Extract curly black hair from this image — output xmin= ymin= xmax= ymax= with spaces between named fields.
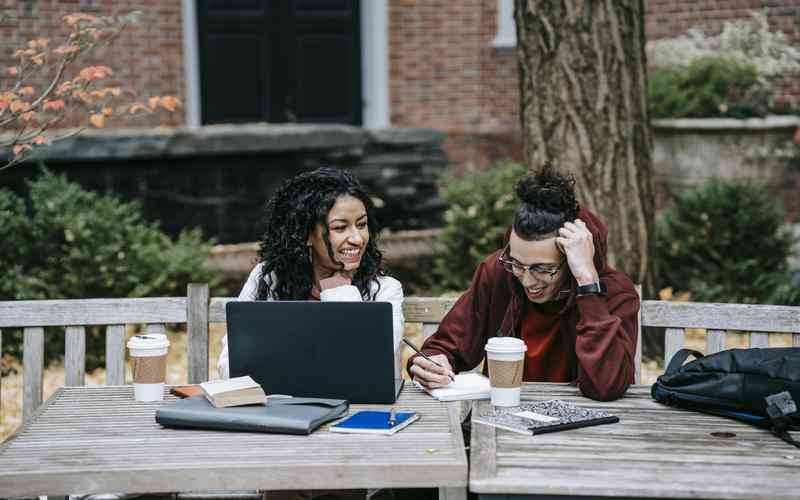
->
xmin=513 ymin=165 xmax=580 ymax=241
xmin=255 ymin=167 xmax=384 ymax=301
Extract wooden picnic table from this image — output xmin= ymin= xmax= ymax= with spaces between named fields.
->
xmin=469 ymin=383 xmax=800 ymax=500
xmin=0 ymin=384 xmax=467 ymax=499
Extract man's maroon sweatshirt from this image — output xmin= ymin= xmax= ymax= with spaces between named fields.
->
xmin=409 ymin=209 xmax=640 ymax=401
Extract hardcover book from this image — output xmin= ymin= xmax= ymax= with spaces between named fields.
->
xmin=473 ymin=399 xmax=619 ymax=435
xmin=200 ymin=375 xmax=266 ymax=408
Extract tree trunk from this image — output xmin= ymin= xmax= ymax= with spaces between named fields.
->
xmin=515 ymin=0 xmax=659 ymax=356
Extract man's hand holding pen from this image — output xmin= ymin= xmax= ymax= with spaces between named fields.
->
xmin=409 ymin=353 xmax=456 ymax=390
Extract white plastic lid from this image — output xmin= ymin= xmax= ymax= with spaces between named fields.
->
xmin=127 ymin=333 xmax=170 ymax=350
xmin=485 ymin=336 xmax=526 ymax=354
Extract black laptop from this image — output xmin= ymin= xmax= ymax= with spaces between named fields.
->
xmin=226 ymin=301 xmax=403 ymax=404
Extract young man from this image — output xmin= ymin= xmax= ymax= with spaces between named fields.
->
xmin=408 ymin=167 xmax=639 ymax=401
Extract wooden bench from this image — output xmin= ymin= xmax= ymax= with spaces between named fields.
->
xmin=2 ymin=285 xmax=799 ymax=423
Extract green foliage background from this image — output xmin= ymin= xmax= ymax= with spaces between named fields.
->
xmin=434 ymin=164 xmax=527 ymax=291
xmin=0 ymin=170 xmax=222 ymax=369
xmin=657 ymin=179 xmax=799 ymax=305
xmin=648 ymin=56 xmax=768 ymax=119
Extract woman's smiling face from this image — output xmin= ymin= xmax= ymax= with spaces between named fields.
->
xmin=307 ymin=195 xmax=369 ymax=280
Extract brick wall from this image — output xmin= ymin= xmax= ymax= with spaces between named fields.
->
xmin=389 ymin=0 xmax=800 ymax=169
xmin=388 ymin=0 xmax=523 ymax=172
xmin=0 ymin=0 xmax=185 ymax=128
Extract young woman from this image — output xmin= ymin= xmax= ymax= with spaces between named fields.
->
xmin=217 ymin=167 xmax=404 ymax=379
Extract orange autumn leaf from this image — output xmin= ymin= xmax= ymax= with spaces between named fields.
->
xmin=148 ymin=96 xmax=160 ymax=111
xmin=33 ymin=135 xmax=47 ymax=145
xmin=31 ymin=54 xmax=44 ymax=65
xmin=56 ymin=81 xmax=73 ymax=95
xmin=43 ymin=99 xmax=65 ymax=111
xmin=53 ymin=44 xmax=79 ymax=56
xmin=18 ymin=86 xmax=35 ymax=96
xmin=20 ymin=111 xmax=35 ymax=122
xmin=10 ymin=100 xmax=29 ymax=113
xmin=101 ymin=106 xmax=113 ymax=116
xmin=89 ymin=113 xmax=106 ymax=128
xmin=128 ymin=103 xmax=149 ymax=114
xmin=159 ymin=96 xmax=181 ymax=112
xmin=108 ymin=87 xmax=122 ymax=97
xmin=12 ymin=144 xmax=32 ymax=156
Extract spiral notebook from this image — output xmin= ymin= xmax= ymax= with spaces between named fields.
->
xmin=473 ymin=399 xmax=618 ymax=435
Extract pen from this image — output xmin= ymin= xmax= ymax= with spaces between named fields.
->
xmin=402 ymin=338 xmax=456 ymax=383
xmin=388 ymin=408 xmax=397 ymax=427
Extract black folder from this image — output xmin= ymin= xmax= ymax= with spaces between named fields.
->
xmin=155 ymin=396 xmax=349 ymax=435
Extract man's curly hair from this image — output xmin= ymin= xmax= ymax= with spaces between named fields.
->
xmin=513 ymin=165 xmax=580 ymax=241
xmin=255 ymin=167 xmax=384 ymax=301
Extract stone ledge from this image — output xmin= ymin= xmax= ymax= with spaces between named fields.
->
xmin=652 ymin=115 xmax=800 ymax=131
xmin=7 ymin=124 xmax=448 ymax=161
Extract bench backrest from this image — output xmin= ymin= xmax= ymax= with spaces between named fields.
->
xmin=0 ymin=284 xmax=210 ymax=421
xmin=403 ymin=297 xmax=800 ymax=384
xmin=2 ymin=285 xmax=799 ymax=422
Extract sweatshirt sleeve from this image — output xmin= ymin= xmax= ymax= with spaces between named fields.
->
xmin=217 ymin=264 xmax=263 ymax=380
xmin=408 ymin=259 xmax=496 ymax=374
xmin=574 ymin=288 xmax=639 ymax=401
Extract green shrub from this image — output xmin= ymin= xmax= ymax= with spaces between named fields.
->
xmin=656 ymin=179 xmax=799 ymax=305
xmin=648 ymin=56 xmax=766 ymax=119
xmin=434 ymin=164 xmax=528 ymax=292
xmin=0 ymin=170 xmax=222 ymax=369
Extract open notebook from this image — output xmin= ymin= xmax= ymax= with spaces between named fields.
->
xmin=414 ymin=373 xmax=490 ymax=401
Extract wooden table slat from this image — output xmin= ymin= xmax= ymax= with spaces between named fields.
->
xmin=0 ymin=384 xmax=467 ymax=497
xmin=469 ymin=384 xmax=800 ymax=500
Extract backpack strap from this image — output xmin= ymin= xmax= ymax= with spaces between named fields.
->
xmin=766 ymin=392 xmax=800 ymax=449
xmin=665 ymin=348 xmax=705 ymax=375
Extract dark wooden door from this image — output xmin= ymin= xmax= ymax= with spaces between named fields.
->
xmin=198 ymin=0 xmax=361 ymax=125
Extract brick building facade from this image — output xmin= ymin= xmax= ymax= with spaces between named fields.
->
xmin=1 ymin=0 xmax=798 ymax=169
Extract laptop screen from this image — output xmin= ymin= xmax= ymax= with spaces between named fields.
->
xmin=226 ymin=301 xmax=400 ymax=404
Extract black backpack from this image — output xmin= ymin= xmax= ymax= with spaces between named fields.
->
xmin=651 ymin=347 xmax=800 ymax=448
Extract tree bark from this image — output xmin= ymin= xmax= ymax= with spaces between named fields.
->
xmin=515 ymin=0 xmax=659 ymax=359
xmin=514 ymin=0 xmax=655 ymax=296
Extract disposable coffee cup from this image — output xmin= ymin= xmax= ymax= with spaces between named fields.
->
xmin=485 ymin=337 xmax=527 ymax=407
xmin=126 ymin=333 xmax=170 ymax=402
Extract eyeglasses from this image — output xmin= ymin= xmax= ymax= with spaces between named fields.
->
xmin=497 ymin=244 xmax=564 ymax=281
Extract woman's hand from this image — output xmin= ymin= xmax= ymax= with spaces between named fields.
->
xmin=556 ymin=219 xmax=599 ymax=285
xmin=409 ymin=354 xmax=455 ymax=389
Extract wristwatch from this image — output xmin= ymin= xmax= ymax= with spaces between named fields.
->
xmin=577 ymin=281 xmax=605 ymax=296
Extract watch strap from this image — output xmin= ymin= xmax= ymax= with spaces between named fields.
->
xmin=577 ymin=282 xmax=605 ymax=296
